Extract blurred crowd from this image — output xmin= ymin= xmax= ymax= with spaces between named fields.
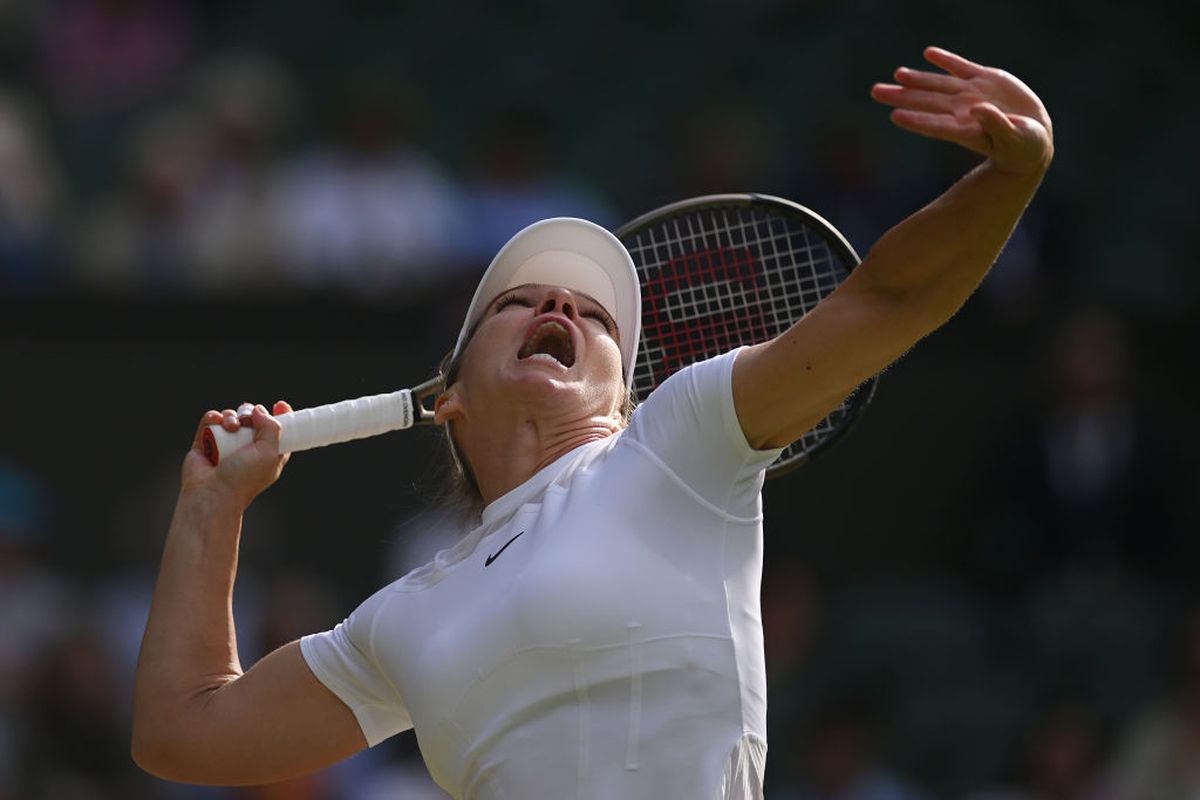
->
xmin=3 ymin=304 xmax=1199 ymax=799
xmin=0 ymin=0 xmax=617 ymax=298
xmin=3 ymin=0 xmax=1198 ymax=798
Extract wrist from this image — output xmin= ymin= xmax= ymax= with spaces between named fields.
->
xmin=989 ymin=143 xmax=1053 ymax=180
xmin=176 ymin=481 xmax=247 ymax=525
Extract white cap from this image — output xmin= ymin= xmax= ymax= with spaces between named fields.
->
xmin=452 ymin=218 xmax=641 ymax=386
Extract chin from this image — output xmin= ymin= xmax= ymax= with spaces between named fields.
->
xmin=506 ymin=363 xmax=579 ymax=396
xmin=510 ymin=362 xmax=621 ymax=411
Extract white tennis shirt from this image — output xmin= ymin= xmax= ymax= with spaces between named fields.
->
xmin=301 ymin=348 xmax=782 ymax=799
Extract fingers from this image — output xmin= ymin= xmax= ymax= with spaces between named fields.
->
xmin=205 ymin=400 xmax=287 ymax=442
xmin=880 ymin=48 xmax=1052 ymax=174
xmin=192 ymin=410 xmax=224 ymax=451
xmin=222 ymin=401 xmax=286 ymax=455
xmin=871 ymin=83 xmax=956 ymax=114
xmin=258 ymin=403 xmax=292 ymax=470
xmin=894 ymin=66 xmax=965 ymax=94
xmin=218 ymin=407 xmax=242 ymax=432
xmin=244 ymin=404 xmax=280 ymax=444
xmin=923 ymin=46 xmax=986 ymax=79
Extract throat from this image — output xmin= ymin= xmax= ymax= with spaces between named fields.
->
xmin=464 ymin=417 xmax=623 ymax=506
xmin=530 ymin=427 xmax=619 ymax=472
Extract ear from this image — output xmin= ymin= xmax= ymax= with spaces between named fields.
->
xmin=434 ymin=386 xmax=464 ymax=426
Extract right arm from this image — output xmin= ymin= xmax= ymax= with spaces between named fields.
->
xmin=732 ymin=47 xmax=1052 ymax=450
xmin=132 ymin=403 xmax=366 ymax=784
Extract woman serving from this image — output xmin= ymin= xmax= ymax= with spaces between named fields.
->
xmin=133 ymin=47 xmax=1053 ymax=799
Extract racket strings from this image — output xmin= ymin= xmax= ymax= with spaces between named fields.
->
xmin=624 ymin=203 xmax=864 ymax=470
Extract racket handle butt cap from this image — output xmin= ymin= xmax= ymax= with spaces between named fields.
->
xmin=202 ymin=424 xmax=254 ymax=465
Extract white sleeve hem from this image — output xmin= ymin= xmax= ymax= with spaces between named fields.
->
xmin=299 ymin=633 xmax=410 ymax=747
xmin=722 ymin=348 xmax=785 ymax=461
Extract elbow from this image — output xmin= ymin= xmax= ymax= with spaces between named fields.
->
xmin=131 ymin=696 xmax=171 ymax=778
xmin=131 ymin=721 xmax=180 ymax=781
xmin=131 ymin=729 xmax=168 ymax=780
xmin=131 ymin=680 xmax=241 ymax=783
xmin=131 ymin=718 xmax=204 ymax=783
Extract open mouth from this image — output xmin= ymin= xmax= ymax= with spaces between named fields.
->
xmin=518 ymin=320 xmax=576 ymax=367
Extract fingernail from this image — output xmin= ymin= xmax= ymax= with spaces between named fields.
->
xmin=255 ymin=404 xmax=268 ymax=415
xmin=237 ymin=402 xmax=254 ymax=418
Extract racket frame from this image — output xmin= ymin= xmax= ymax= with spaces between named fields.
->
xmin=615 ymin=193 xmax=878 ymax=478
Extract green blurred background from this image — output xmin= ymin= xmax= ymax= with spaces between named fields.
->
xmin=2 ymin=0 xmax=1198 ymax=798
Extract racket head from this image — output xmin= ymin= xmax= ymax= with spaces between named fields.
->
xmin=616 ymin=193 xmax=878 ymax=478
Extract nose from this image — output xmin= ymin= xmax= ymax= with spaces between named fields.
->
xmin=537 ymin=286 xmax=578 ymax=319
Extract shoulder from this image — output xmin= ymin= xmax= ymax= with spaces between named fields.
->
xmin=631 ymin=350 xmax=742 ymax=420
xmin=625 ymin=349 xmax=745 ymax=445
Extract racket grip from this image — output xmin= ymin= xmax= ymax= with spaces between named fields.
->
xmin=201 ymin=389 xmax=417 ymax=465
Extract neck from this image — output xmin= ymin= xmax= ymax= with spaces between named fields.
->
xmin=459 ymin=412 xmax=622 ymax=506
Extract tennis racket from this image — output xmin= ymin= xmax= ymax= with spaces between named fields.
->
xmin=616 ymin=193 xmax=876 ymax=478
xmin=203 ymin=194 xmax=875 ymax=475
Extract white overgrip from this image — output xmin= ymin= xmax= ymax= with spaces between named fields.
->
xmin=201 ymin=389 xmax=416 ymax=465
xmin=278 ymin=389 xmax=415 ymax=453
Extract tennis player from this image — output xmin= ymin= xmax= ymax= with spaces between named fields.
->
xmin=133 ymin=47 xmax=1052 ymax=798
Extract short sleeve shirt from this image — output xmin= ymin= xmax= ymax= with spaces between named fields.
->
xmin=301 ymin=348 xmax=782 ymax=799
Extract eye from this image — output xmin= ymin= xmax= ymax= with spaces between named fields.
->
xmin=583 ymin=308 xmax=617 ymax=336
xmin=493 ymin=292 xmax=532 ymax=312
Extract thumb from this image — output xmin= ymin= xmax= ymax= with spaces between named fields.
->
xmin=250 ymin=404 xmax=283 ymax=448
xmin=250 ymin=403 xmax=291 ymax=472
xmin=970 ymin=102 xmax=1020 ymax=143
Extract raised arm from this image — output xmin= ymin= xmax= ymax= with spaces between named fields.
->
xmin=733 ymin=46 xmax=1053 ymax=449
xmin=132 ymin=403 xmax=366 ymax=784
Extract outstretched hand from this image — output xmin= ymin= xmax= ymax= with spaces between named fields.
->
xmin=871 ymin=47 xmax=1053 ymax=176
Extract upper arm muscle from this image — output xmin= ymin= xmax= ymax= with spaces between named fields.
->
xmin=732 ymin=279 xmax=922 ymax=450
xmin=136 ymin=641 xmax=367 ymax=785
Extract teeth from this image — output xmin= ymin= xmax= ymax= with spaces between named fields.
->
xmin=528 ymin=321 xmax=567 ymax=344
xmin=526 ymin=352 xmax=562 ymax=365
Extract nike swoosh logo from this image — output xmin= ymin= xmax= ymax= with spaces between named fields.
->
xmin=485 ymin=531 xmax=525 ymax=567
